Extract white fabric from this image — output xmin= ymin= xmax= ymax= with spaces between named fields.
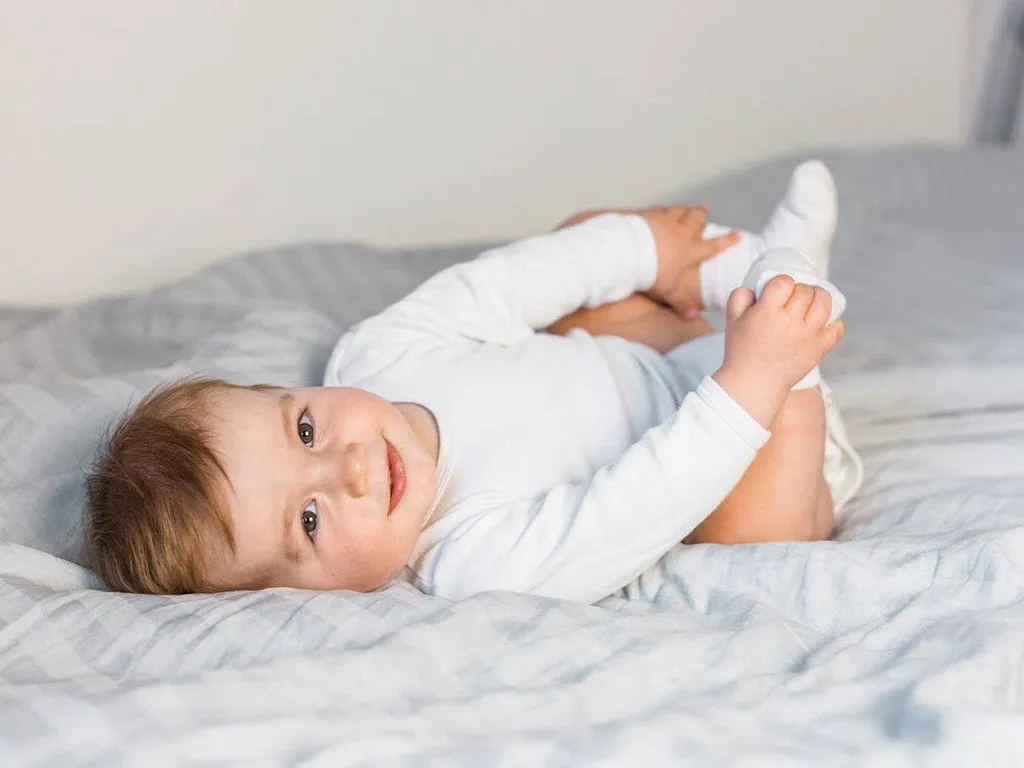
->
xmin=325 ymin=213 xmax=774 ymax=603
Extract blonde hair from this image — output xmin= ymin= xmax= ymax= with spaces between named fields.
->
xmin=84 ymin=376 xmax=271 ymax=594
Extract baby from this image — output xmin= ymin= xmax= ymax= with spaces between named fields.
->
xmin=84 ymin=161 xmax=863 ymax=603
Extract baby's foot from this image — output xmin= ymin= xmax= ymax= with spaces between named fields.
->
xmin=758 ymin=160 xmax=837 ymax=278
xmin=699 ymin=160 xmax=838 ymax=311
xmin=745 ymin=161 xmax=844 ymax=318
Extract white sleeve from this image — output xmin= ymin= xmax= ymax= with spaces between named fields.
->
xmin=410 ymin=377 xmax=772 ymax=605
xmin=324 ymin=214 xmax=657 ymax=382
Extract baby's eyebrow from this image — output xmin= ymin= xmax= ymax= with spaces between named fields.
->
xmin=278 ymin=392 xmax=296 ymax=442
xmin=282 ymin=511 xmax=302 ymax=565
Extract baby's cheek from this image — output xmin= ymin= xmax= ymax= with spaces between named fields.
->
xmin=333 ymin=529 xmax=407 ymax=591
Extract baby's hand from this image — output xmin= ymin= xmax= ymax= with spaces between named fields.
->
xmin=554 ymin=204 xmax=739 ymax=320
xmin=714 ymin=276 xmax=844 ymax=427
xmin=643 ymin=205 xmax=740 ymax=319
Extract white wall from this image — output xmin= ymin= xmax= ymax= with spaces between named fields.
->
xmin=0 ymin=0 xmax=971 ymax=305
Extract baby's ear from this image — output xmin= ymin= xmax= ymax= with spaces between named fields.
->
xmin=726 ymin=287 xmax=756 ymax=321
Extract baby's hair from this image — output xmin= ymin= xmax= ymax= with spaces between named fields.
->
xmin=83 ymin=375 xmax=275 ymax=594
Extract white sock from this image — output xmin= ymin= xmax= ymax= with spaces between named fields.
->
xmin=698 ymin=223 xmax=762 ymax=311
xmin=698 ymin=160 xmax=838 ymax=310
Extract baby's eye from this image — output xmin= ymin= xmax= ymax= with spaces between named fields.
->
xmin=301 ymin=501 xmax=318 ymax=539
xmin=297 ymin=410 xmax=315 ymax=447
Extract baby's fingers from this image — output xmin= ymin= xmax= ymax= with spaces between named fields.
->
xmin=678 ymin=204 xmax=709 ymax=239
xmin=695 ymin=230 xmax=741 ymax=261
xmin=805 ymin=286 xmax=833 ymax=326
xmin=786 ymin=283 xmax=816 ymax=317
xmin=726 ymin=286 xmax=756 ymax=321
xmin=823 ymin=318 xmax=845 ymax=351
xmin=760 ymin=274 xmax=796 ymax=307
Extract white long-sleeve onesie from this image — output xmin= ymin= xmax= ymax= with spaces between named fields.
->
xmin=323 ymin=213 xmax=771 ymax=604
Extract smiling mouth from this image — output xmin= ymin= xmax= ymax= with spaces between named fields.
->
xmin=384 ymin=439 xmax=407 ymax=514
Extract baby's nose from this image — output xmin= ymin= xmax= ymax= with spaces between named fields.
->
xmin=339 ymin=441 xmax=370 ymax=498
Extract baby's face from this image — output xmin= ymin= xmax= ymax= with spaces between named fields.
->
xmin=204 ymin=386 xmax=438 ymax=592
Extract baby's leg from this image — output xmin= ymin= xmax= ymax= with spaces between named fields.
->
xmin=684 ymin=387 xmax=833 ymax=544
xmin=547 ymin=293 xmax=715 ymax=354
xmin=552 ymin=301 xmax=835 ymax=542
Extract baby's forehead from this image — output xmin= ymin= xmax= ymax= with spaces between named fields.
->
xmin=206 ymin=387 xmax=290 ymax=474
xmin=204 ymin=387 xmax=293 ymax=583
xmin=209 ymin=385 xmax=288 ymax=419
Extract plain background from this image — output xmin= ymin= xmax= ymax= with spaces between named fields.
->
xmin=1 ymin=0 xmax=977 ymax=304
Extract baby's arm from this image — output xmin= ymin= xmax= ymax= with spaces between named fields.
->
xmin=336 ymin=214 xmax=658 ymax=352
xmin=411 ymin=376 xmax=771 ymax=604
xmin=325 ymin=207 xmax=736 ymax=383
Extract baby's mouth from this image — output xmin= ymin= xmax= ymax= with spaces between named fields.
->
xmin=384 ymin=439 xmax=407 ymax=514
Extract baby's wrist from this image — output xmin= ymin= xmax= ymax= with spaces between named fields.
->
xmin=712 ymin=363 xmax=790 ymax=429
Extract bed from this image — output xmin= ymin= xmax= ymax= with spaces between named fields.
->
xmin=1 ymin=146 xmax=1022 ymax=765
